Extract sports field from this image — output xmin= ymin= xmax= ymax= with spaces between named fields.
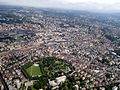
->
xmin=26 ymin=65 xmax=42 ymax=77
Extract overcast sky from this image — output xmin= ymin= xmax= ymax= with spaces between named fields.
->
xmin=0 ymin=0 xmax=120 ymax=13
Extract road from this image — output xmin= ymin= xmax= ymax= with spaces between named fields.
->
xmin=0 ymin=72 xmax=9 ymax=90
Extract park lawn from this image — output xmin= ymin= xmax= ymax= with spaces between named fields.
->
xmin=26 ymin=65 xmax=42 ymax=77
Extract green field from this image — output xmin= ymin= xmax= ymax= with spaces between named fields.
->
xmin=21 ymin=57 xmax=74 ymax=89
xmin=26 ymin=65 xmax=42 ymax=77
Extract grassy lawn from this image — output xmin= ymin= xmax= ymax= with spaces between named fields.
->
xmin=21 ymin=57 xmax=74 ymax=89
xmin=26 ymin=65 xmax=42 ymax=77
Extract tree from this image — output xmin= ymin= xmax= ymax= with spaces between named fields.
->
xmin=33 ymin=81 xmax=43 ymax=89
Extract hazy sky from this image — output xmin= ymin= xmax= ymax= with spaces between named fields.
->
xmin=0 ymin=0 xmax=120 ymax=13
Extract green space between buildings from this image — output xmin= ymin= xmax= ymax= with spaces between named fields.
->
xmin=26 ymin=65 xmax=42 ymax=77
xmin=21 ymin=57 xmax=74 ymax=89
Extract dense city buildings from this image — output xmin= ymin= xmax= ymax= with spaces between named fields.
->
xmin=0 ymin=5 xmax=120 ymax=90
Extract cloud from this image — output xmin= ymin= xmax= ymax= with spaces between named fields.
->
xmin=0 ymin=0 xmax=120 ymax=13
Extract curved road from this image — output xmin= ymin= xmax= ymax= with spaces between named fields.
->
xmin=0 ymin=72 xmax=9 ymax=90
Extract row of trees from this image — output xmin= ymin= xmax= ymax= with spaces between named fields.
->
xmin=21 ymin=61 xmax=32 ymax=80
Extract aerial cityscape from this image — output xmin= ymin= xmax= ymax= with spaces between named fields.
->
xmin=0 ymin=0 xmax=120 ymax=90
